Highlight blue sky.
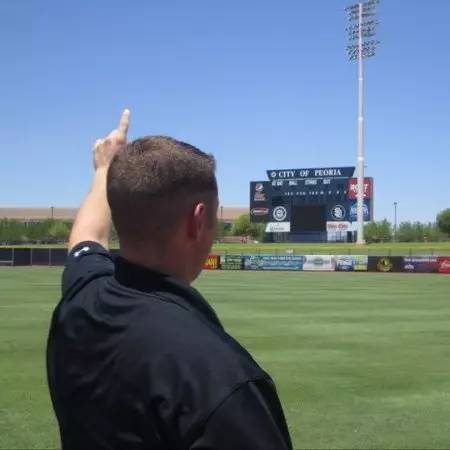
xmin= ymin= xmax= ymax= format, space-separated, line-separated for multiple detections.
xmin=1 ymin=0 xmax=449 ymax=222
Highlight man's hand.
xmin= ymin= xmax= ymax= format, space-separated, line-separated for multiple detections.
xmin=69 ymin=109 xmax=131 ymax=252
xmin=94 ymin=109 xmax=130 ymax=170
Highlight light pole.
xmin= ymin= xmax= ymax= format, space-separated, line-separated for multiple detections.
xmin=345 ymin=0 xmax=380 ymax=244
xmin=50 ymin=206 xmax=54 ymax=221
xmin=393 ymin=201 xmax=398 ymax=242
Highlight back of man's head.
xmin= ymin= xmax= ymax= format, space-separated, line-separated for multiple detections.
xmin=106 ymin=136 xmax=218 ymax=275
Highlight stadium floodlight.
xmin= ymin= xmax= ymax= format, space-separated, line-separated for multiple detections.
xmin=345 ymin=1 xmax=380 ymax=244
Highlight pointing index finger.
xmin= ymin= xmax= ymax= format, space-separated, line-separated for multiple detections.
xmin=118 ymin=109 xmax=130 ymax=136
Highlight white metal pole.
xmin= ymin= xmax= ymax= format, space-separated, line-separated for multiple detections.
xmin=356 ymin=2 xmax=365 ymax=244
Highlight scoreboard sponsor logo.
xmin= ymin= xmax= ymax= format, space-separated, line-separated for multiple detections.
xmin=253 ymin=182 xmax=266 ymax=201
xmin=349 ymin=200 xmax=371 ymax=222
xmin=265 ymin=222 xmax=291 ymax=232
xmin=273 ymin=206 xmax=288 ymax=222
xmin=348 ymin=177 xmax=373 ymax=199
xmin=331 ymin=205 xmax=346 ymax=221
xmin=327 ymin=221 xmax=351 ymax=232
xmin=251 ymin=207 xmax=269 ymax=216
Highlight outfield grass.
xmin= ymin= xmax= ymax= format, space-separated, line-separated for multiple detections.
xmin=2 ymin=241 xmax=450 ymax=256
xmin=0 ymin=269 xmax=450 ymax=449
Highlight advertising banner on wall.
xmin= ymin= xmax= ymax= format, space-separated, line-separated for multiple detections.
xmin=220 ymin=255 xmax=244 ymax=270
xmin=438 ymin=256 xmax=450 ymax=274
xmin=302 ymin=255 xmax=336 ymax=271
xmin=403 ymin=256 xmax=439 ymax=273
xmin=204 ymin=255 xmax=219 ymax=270
xmin=368 ymin=256 xmax=404 ymax=273
xmin=335 ymin=255 xmax=368 ymax=271
xmin=243 ymin=255 xmax=304 ymax=271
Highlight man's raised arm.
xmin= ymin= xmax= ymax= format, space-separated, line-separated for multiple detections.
xmin=68 ymin=110 xmax=130 ymax=252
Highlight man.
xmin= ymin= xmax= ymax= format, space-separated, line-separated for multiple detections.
xmin=46 ymin=110 xmax=293 ymax=450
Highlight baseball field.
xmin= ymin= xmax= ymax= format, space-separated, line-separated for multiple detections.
xmin=1 ymin=266 xmax=450 ymax=449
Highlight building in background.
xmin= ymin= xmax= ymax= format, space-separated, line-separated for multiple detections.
xmin=0 ymin=206 xmax=248 ymax=226
xmin=249 ymin=167 xmax=374 ymax=243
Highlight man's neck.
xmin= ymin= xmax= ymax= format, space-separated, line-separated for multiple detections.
xmin=119 ymin=245 xmax=190 ymax=284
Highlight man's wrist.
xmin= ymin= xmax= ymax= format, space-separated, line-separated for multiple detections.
xmin=94 ymin=167 xmax=109 ymax=178
xmin=90 ymin=167 xmax=109 ymax=190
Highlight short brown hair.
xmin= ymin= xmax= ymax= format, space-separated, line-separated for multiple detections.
xmin=107 ymin=136 xmax=218 ymax=244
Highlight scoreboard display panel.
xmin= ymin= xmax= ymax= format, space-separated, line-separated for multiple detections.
xmin=249 ymin=167 xmax=374 ymax=239
xmin=291 ymin=205 xmax=326 ymax=232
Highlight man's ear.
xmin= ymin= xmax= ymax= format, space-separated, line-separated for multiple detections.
xmin=187 ymin=203 xmax=207 ymax=240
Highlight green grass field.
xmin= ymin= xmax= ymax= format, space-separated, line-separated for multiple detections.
xmin=1 ymin=268 xmax=450 ymax=449
xmin=2 ymin=241 xmax=450 ymax=256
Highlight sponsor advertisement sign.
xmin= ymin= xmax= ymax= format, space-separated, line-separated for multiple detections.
xmin=251 ymin=182 xmax=268 ymax=202
xmin=438 ymin=256 xmax=450 ymax=274
xmin=368 ymin=256 xmax=404 ymax=273
xmin=329 ymin=204 xmax=348 ymax=222
xmin=265 ymin=222 xmax=291 ymax=233
xmin=335 ymin=255 xmax=368 ymax=271
xmin=302 ymin=255 xmax=336 ymax=272
xmin=220 ymin=255 xmax=244 ymax=270
xmin=348 ymin=177 xmax=373 ymax=199
xmin=243 ymin=255 xmax=303 ymax=271
xmin=327 ymin=221 xmax=351 ymax=232
xmin=204 ymin=254 xmax=219 ymax=270
xmin=272 ymin=206 xmax=288 ymax=222
xmin=349 ymin=199 xmax=372 ymax=222
xmin=403 ymin=256 xmax=439 ymax=273
xmin=250 ymin=207 xmax=269 ymax=217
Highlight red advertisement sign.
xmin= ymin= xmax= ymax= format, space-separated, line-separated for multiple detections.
xmin=348 ymin=177 xmax=373 ymax=200
xmin=204 ymin=254 xmax=219 ymax=270
xmin=251 ymin=207 xmax=269 ymax=216
xmin=438 ymin=256 xmax=450 ymax=274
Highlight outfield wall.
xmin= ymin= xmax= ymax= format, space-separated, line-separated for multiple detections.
xmin=1 ymin=248 xmax=449 ymax=274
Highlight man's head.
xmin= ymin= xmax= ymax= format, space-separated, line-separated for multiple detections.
xmin=107 ymin=136 xmax=218 ymax=283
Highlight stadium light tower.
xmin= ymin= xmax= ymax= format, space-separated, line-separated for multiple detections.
xmin=345 ymin=0 xmax=380 ymax=244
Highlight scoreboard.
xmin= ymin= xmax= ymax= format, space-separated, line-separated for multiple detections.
xmin=249 ymin=167 xmax=374 ymax=240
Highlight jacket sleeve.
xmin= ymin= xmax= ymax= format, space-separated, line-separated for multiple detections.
xmin=190 ymin=377 xmax=293 ymax=450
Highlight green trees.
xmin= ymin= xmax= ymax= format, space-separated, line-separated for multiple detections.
xmin=0 ymin=219 xmax=71 ymax=244
xmin=364 ymin=220 xmax=445 ymax=243
xmin=215 ymin=221 xmax=232 ymax=240
xmin=232 ymin=215 xmax=265 ymax=241
xmin=437 ymin=209 xmax=450 ymax=237
xmin=0 ymin=210 xmax=448 ymax=244
xmin=364 ymin=220 xmax=392 ymax=243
